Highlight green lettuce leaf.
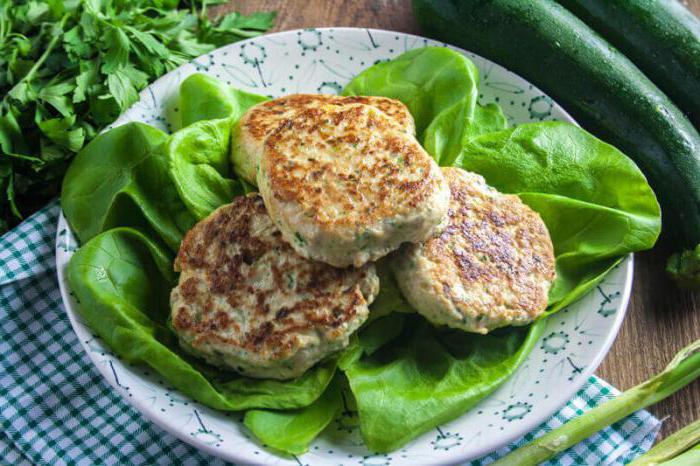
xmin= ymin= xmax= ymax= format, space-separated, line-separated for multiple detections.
xmin=67 ymin=227 xmax=336 ymax=411
xmin=343 ymin=316 xmax=546 ymax=452
xmin=61 ymin=122 xmax=195 ymax=251
xmin=339 ymin=313 xmax=410 ymax=372
xmin=244 ymin=376 xmax=343 ymax=455
xmin=343 ymin=47 xmax=508 ymax=165
xmin=246 ymin=312 xmax=409 ymax=456
xmin=179 ymin=73 xmax=268 ymax=128
xmin=357 ymin=313 xmax=408 ymax=357
xmin=166 ymin=117 xmax=244 ymax=220
xmin=457 ymin=122 xmax=661 ymax=311
xmin=366 ymin=257 xmax=412 ymax=323
xmin=167 ymin=73 xmax=268 ymax=219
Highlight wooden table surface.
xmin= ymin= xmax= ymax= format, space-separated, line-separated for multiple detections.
xmin=223 ymin=0 xmax=700 ymax=440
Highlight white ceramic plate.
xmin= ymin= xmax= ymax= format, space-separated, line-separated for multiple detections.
xmin=56 ymin=28 xmax=632 ymax=465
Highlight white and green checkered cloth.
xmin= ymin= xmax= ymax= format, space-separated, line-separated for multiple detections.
xmin=1 ymin=202 xmax=662 ymax=465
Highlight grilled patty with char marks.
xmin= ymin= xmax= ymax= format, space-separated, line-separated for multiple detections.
xmin=257 ymin=103 xmax=450 ymax=268
xmin=232 ymin=94 xmax=415 ymax=184
xmin=392 ymin=167 xmax=555 ymax=334
xmin=170 ymin=194 xmax=379 ymax=380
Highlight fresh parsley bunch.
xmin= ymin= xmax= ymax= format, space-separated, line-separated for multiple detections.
xmin=0 ymin=0 xmax=275 ymax=232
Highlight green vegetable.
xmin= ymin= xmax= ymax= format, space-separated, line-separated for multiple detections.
xmin=63 ymin=77 xmax=268 ymax=242
xmin=362 ymin=257 xmax=412 ymax=324
xmin=657 ymin=444 xmax=700 ymax=466
xmin=67 ymin=227 xmax=336 ymax=411
xmin=459 ymin=122 xmax=661 ymax=310
xmin=60 ymin=122 xmax=195 ymax=251
xmin=166 ymin=117 xmax=243 ymax=220
xmin=179 ymin=73 xmax=267 ymax=128
xmin=490 ymin=339 xmax=700 ymax=466
xmin=176 ymin=73 xmax=267 ymax=192
xmin=338 ymin=313 xmax=410 ymax=371
xmin=356 ymin=309 xmax=408 ymax=355
xmin=557 ymin=0 xmax=700 ymax=128
xmin=369 ymin=257 xmax=413 ymax=320
xmin=342 ymin=316 xmax=545 ymax=452
xmin=413 ymin=0 xmax=700 ymax=289
xmin=244 ymin=376 xmax=343 ymax=455
xmin=0 ymin=0 xmax=274 ymax=233
xmin=666 ymin=245 xmax=700 ymax=289
xmin=343 ymin=47 xmax=508 ymax=166
xmin=630 ymin=419 xmax=700 ymax=466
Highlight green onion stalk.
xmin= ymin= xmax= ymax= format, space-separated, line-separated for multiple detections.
xmin=654 ymin=443 xmax=700 ymax=466
xmin=629 ymin=418 xmax=700 ymax=466
xmin=490 ymin=339 xmax=700 ymax=466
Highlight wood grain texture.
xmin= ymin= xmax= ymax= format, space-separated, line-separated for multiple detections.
xmin=220 ymin=0 xmax=700 ymax=440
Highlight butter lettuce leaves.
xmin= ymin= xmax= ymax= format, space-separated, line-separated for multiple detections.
xmin=179 ymin=73 xmax=268 ymax=128
xmin=67 ymin=227 xmax=336 ymax=411
xmin=61 ymin=75 xmax=268 ymax=248
xmin=170 ymin=74 xmax=267 ymax=219
xmin=166 ymin=117 xmax=244 ymax=220
xmin=244 ymin=376 xmax=343 ymax=455
xmin=61 ymin=122 xmax=195 ymax=252
xmin=344 ymin=316 xmax=545 ymax=452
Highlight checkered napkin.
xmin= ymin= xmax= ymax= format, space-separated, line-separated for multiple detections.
xmin=1 ymin=202 xmax=662 ymax=466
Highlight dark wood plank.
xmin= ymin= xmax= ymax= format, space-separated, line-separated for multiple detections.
xmin=219 ymin=0 xmax=420 ymax=34
xmin=219 ymin=0 xmax=700 ymax=440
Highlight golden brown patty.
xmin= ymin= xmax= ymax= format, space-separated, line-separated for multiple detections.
xmin=170 ymin=194 xmax=379 ymax=379
xmin=392 ymin=167 xmax=556 ymax=334
xmin=231 ymin=94 xmax=415 ymax=184
xmin=257 ymin=103 xmax=450 ymax=268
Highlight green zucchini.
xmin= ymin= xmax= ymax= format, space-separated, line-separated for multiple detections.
xmin=557 ymin=0 xmax=700 ymax=128
xmin=412 ymin=0 xmax=700 ymax=288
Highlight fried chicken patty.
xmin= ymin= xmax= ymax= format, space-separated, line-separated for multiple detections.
xmin=232 ymin=94 xmax=415 ymax=184
xmin=170 ymin=194 xmax=379 ymax=379
xmin=257 ymin=103 xmax=450 ymax=268
xmin=392 ymin=167 xmax=556 ymax=334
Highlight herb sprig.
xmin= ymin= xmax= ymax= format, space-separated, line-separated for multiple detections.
xmin=0 ymin=0 xmax=275 ymax=232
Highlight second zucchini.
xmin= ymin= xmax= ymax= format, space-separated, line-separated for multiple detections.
xmin=557 ymin=0 xmax=700 ymax=128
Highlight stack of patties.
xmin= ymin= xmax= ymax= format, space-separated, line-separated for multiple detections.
xmin=170 ymin=94 xmax=556 ymax=380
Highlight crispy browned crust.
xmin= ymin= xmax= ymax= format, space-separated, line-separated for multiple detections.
xmin=427 ymin=168 xmax=555 ymax=319
xmin=261 ymin=104 xmax=440 ymax=228
xmin=171 ymin=195 xmax=372 ymax=362
xmin=337 ymin=95 xmax=414 ymax=133
xmin=240 ymin=94 xmax=414 ymax=141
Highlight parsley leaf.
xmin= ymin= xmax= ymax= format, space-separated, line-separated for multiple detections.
xmin=0 ymin=0 xmax=275 ymax=232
